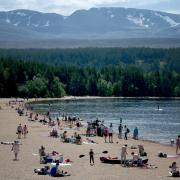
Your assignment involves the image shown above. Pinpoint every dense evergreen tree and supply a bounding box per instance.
[0,47,179,98]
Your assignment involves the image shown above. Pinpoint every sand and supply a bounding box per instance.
[0,98,179,180]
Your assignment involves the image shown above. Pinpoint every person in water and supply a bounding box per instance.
[133,127,138,140]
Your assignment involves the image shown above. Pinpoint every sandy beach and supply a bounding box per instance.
[0,98,179,180]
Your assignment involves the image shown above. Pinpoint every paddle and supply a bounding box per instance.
[79,150,108,158]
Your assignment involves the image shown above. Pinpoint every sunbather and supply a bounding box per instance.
[138,145,147,156]
[34,166,50,175]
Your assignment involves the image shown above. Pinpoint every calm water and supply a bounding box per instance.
[31,98,180,144]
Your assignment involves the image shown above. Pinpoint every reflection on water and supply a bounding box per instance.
[32,99,180,144]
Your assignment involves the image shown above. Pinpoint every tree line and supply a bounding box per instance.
[0,58,179,98]
[0,48,179,72]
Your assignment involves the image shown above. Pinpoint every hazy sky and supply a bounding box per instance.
[0,0,179,15]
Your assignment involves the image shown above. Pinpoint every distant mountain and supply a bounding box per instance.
[0,7,180,47]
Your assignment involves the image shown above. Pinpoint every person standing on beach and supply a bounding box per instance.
[109,123,113,143]
[176,135,180,154]
[118,123,123,139]
[124,125,128,140]
[17,124,23,139]
[89,149,94,165]
[121,144,128,166]
[11,140,20,161]
[22,125,28,138]
[103,127,109,143]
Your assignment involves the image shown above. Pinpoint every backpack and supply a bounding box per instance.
[127,128,130,133]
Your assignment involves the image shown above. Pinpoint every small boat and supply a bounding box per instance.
[100,157,148,164]
[100,157,121,164]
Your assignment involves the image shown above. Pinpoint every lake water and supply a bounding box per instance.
[31,98,180,144]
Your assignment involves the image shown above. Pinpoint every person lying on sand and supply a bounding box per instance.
[34,164,70,177]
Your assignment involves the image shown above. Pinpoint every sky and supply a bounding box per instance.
[0,0,179,15]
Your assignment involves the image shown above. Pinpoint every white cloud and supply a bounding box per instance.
[0,0,179,15]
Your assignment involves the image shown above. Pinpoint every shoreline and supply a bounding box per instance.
[26,97,177,147]
[28,96,180,103]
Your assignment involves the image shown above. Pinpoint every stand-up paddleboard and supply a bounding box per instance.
[155,108,163,111]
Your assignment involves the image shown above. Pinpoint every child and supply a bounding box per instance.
[89,149,94,166]
[11,140,20,161]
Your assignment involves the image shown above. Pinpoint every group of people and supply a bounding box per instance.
[9,101,180,178]
[61,131,82,144]
[16,123,28,139]
[120,144,148,167]
[37,145,70,177]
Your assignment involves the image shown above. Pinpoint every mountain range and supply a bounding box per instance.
[0,7,180,47]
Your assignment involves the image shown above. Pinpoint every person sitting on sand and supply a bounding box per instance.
[74,132,78,138]
[176,135,180,155]
[121,144,128,166]
[138,145,147,156]
[50,129,58,137]
[170,162,179,177]
[76,134,82,145]
[11,140,20,161]
[39,145,46,163]
[35,114,39,120]
[131,152,140,165]
[50,162,59,176]
[62,131,69,142]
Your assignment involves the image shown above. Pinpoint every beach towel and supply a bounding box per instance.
[51,163,71,166]
[32,153,39,156]
[1,141,13,145]
[1,141,22,145]
[83,142,96,145]
[167,155,180,158]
